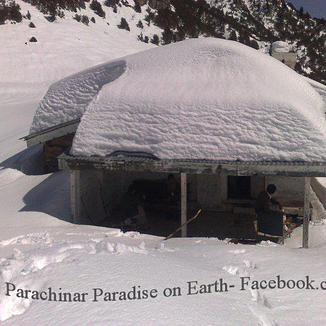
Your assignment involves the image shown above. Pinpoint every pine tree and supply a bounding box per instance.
[90,0,106,18]
[134,2,141,13]
[136,20,143,28]
[151,34,160,45]
[118,17,130,31]
[162,27,173,44]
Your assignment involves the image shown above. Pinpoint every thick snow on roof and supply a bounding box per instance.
[70,38,326,162]
[271,41,291,53]
[29,60,126,134]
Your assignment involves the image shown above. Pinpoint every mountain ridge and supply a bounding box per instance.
[1,0,326,84]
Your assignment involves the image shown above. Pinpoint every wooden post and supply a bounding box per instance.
[181,173,187,237]
[303,177,310,249]
[71,170,81,224]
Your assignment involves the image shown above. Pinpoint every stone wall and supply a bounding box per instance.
[265,176,304,202]
[271,52,297,69]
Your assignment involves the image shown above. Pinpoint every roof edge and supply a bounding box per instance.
[58,152,326,177]
[21,118,80,147]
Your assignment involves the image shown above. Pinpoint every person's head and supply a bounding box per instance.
[266,184,277,195]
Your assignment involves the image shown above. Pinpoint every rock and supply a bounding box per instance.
[29,37,37,42]
[29,22,36,28]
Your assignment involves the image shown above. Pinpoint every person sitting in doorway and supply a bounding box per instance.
[122,185,149,231]
[255,184,292,235]
[255,184,283,213]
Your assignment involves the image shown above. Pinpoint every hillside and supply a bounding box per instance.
[1,1,326,325]
[1,0,326,84]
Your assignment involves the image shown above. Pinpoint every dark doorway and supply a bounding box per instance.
[227,176,251,199]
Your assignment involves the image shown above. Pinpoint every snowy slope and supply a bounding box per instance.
[1,2,326,325]
[0,0,153,161]
[304,76,326,105]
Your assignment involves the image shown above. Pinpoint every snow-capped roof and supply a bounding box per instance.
[69,38,326,162]
[31,38,326,162]
[271,41,291,53]
[29,60,126,134]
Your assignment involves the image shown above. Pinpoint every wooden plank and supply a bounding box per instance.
[303,177,310,249]
[181,173,187,237]
[165,209,201,240]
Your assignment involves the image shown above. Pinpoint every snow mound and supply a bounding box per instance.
[271,41,291,53]
[69,38,326,162]
[29,60,126,134]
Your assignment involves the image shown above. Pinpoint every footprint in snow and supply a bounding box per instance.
[155,243,175,252]
[258,241,278,247]
[123,231,141,238]
[0,250,72,283]
[243,260,257,269]
[249,306,279,326]
[251,289,272,309]
[223,265,248,277]
[229,249,246,255]
[249,290,277,326]
[0,232,53,247]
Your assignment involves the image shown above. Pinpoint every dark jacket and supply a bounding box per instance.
[255,190,271,213]
[255,191,283,213]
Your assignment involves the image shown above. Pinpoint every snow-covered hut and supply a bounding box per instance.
[25,38,326,247]
[270,41,297,69]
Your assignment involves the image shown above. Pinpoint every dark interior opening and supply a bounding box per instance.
[227,176,251,199]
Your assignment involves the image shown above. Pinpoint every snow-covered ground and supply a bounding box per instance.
[1,2,326,325]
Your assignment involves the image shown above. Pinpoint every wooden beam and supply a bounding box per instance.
[58,155,326,177]
[303,177,311,249]
[181,173,187,237]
